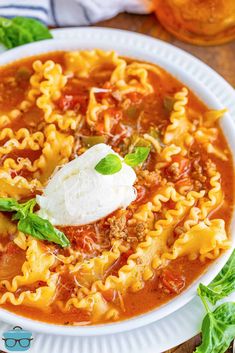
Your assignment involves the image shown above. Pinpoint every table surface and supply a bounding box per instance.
[95,12,235,353]
[0,12,234,353]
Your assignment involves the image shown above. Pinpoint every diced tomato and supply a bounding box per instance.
[6,242,21,255]
[0,242,25,280]
[57,95,75,111]
[107,107,122,121]
[103,81,112,90]
[116,250,134,270]
[94,108,122,134]
[57,94,88,114]
[110,123,128,146]
[126,92,143,104]
[121,249,134,262]
[159,269,185,294]
[175,176,192,187]
[171,155,190,175]
[95,121,105,133]
[125,209,134,221]
[165,199,176,209]
[57,272,77,301]
[10,170,18,178]
[61,225,97,253]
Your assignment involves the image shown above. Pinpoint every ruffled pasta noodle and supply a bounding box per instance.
[164,88,195,155]
[162,219,230,262]
[86,88,109,127]
[0,109,22,129]
[33,124,74,182]
[1,124,74,184]
[36,60,81,131]
[65,49,159,96]
[0,238,58,310]
[0,128,44,156]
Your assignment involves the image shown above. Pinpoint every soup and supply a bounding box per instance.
[0,50,233,325]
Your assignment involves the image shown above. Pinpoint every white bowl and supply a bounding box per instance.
[0,28,234,337]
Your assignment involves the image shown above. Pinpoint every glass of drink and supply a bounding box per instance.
[154,0,235,45]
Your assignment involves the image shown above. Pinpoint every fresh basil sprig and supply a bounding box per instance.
[0,16,52,49]
[124,147,150,167]
[195,301,235,353]
[0,197,70,248]
[195,251,235,353]
[0,198,21,212]
[95,154,122,175]
[199,250,235,305]
[95,147,150,175]
[18,213,69,247]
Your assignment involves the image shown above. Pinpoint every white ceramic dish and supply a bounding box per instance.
[0,27,234,342]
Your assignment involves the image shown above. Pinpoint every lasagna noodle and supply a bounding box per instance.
[0,238,58,310]
[65,49,158,95]
[164,87,195,155]
[36,60,81,131]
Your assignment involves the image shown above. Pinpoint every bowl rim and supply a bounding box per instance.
[0,27,234,336]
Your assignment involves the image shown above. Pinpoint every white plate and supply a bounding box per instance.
[0,27,235,352]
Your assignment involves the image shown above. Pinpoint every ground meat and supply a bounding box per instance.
[166,162,181,181]
[135,222,146,242]
[137,169,161,188]
[191,159,207,184]
[107,215,146,244]
[194,180,203,192]
[205,159,216,174]
[108,215,128,241]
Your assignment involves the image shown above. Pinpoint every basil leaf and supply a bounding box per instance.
[195,302,235,353]
[95,154,122,175]
[13,17,52,41]
[0,197,21,212]
[0,16,52,49]
[199,250,235,305]
[18,213,70,248]
[0,196,69,247]
[124,146,150,167]
[14,198,37,220]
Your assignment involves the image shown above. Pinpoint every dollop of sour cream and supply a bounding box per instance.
[36,144,137,226]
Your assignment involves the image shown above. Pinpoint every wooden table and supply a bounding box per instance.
[0,13,234,353]
[95,12,235,353]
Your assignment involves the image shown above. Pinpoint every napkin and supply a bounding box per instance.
[0,0,153,26]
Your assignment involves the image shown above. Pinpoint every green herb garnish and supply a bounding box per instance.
[95,147,150,175]
[195,251,235,353]
[0,16,52,49]
[18,213,69,247]
[124,147,150,167]
[198,250,235,305]
[195,300,235,353]
[0,197,70,248]
[95,154,122,175]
